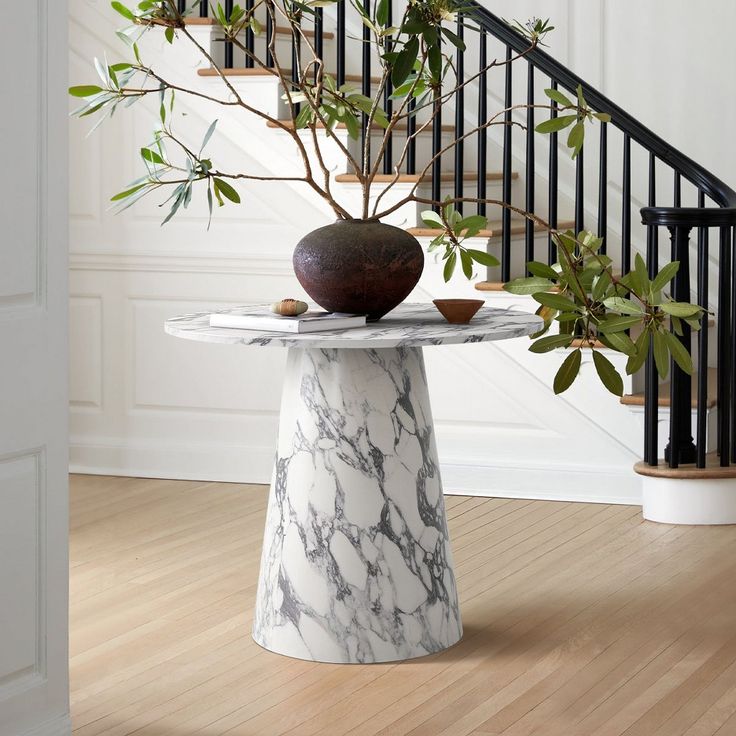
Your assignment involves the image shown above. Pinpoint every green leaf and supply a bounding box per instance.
[376,0,389,26]
[443,251,457,282]
[634,253,650,292]
[420,210,444,229]
[460,249,473,279]
[427,43,442,82]
[592,350,624,396]
[165,26,175,43]
[200,119,218,153]
[529,334,574,353]
[392,38,418,88]
[597,315,642,334]
[111,1,135,21]
[553,349,582,394]
[660,302,702,318]
[602,296,643,315]
[567,121,585,158]
[533,292,577,312]
[456,215,487,237]
[441,26,466,51]
[213,177,240,204]
[466,248,499,267]
[600,330,637,357]
[69,85,104,97]
[526,261,558,280]
[652,331,670,379]
[626,329,650,375]
[663,331,694,374]
[536,114,577,134]
[592,270,612,301]
[652,261,680,291]
[594,112,612,123]
[140,147,164,165]
[504,277,555,295]
[531,304,556,338]
[544,88,574,107]
[110,182,148,201]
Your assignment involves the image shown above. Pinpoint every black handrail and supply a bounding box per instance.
[468,3,736,209]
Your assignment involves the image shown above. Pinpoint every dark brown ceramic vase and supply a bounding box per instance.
[293,219,424,320]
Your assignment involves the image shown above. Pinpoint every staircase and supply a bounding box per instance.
[67,1,736,500]
[174,1,736,484]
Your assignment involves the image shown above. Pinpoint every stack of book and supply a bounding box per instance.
[209,306,367,333]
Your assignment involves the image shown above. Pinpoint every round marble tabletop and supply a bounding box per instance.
[164,302,543,349]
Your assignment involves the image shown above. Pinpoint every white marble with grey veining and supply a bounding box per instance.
[164,302,542,349]
[252,345,463,663]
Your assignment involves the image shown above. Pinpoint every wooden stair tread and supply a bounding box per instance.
[335,172,516,184]
[621,367,717,409]
[198,68,379,84]
[634,452,736,479]
[185,18,335,39]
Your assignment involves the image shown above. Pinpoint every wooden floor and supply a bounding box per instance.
[70,475,736,736]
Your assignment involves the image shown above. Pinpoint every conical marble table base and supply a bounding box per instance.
[165,303,542,663]
[253,346,461,662]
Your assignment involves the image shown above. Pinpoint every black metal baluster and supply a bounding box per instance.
[382,2,393,175]
[224,0,234,68]
[645,221,659,465]
[666,225,696,468]
[245,0,255,68]
[547,80,559,264]
[525,62,535,269]
[696,191,709,468]
[177,0,186,13]
[291,11,301,115]
[731,224,736,463]
[597,122,608,255]
[313,8,323,83]
[575,147,584,239]
[336,1,345,88]
[199,0,208,17]
[476,32,487,217]
[454,17,465,213]
[674,172,682,207]
[432,94,442,211]
[266,0,274,68]
[361,0,371,172]
[407,97,416,175]
[645,159,661,465]
[501,45,513,282]
[718,227,732,465]
[621,133,631,274]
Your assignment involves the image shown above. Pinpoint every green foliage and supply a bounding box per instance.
[504,229,708,396]
[421,200,499,283]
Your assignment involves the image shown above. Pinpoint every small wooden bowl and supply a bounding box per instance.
[433,299,484,324]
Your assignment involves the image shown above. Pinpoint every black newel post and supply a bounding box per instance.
[665,225,697,466]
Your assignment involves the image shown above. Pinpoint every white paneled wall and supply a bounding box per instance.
[69,0,735,503]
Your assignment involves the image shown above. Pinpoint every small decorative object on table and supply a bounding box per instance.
[271,299,308,316]
[433,299,485,325]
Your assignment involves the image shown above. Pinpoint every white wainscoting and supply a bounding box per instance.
[69,0,735,505]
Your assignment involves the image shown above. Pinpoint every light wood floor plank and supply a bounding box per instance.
[69,475,736,736]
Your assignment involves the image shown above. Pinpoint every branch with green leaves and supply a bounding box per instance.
[504,230,707,396]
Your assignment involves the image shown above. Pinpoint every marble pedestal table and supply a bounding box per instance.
[165,303,541,663]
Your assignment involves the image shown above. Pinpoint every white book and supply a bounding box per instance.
[209,306,367,333]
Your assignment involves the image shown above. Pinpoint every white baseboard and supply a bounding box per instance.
[70,440,642,505]
[16,714,71,736]
[441,460,642,505]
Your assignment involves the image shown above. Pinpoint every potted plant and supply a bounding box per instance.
[70,1,705,395]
